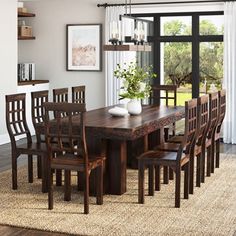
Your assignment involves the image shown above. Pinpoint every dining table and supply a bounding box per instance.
[37,104,185,195]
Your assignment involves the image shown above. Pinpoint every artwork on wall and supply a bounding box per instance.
[66,24,102,71]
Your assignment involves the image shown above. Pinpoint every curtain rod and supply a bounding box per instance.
[97,0,233,8]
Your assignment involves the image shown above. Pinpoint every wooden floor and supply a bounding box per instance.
[0,139,235,236]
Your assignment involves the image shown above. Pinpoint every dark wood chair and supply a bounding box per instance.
[150,85,177,140]
[72,85,86,104]
[137,98,198,208]
[44,102,105,214]
[155,95,209,194]
[53,88,68,117]
[204,92,219,179]
[214,89,226,170]
[5,93,47,192]
[31,90,49,179]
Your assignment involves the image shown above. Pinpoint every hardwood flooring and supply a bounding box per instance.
[0,139,235,236]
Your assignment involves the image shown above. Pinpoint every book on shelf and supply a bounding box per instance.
[18,63,35,82]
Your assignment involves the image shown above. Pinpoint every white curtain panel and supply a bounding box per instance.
[105,6,125,106]
[223,2,236,143]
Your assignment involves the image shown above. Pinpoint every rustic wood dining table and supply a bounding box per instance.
[37,104,185,195]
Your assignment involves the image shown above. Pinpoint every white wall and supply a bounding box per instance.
[0,0,17,144]
[19,0,106,110]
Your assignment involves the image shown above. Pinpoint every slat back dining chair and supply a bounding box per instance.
[31,90,48,179]
[31,90,49,143]
[72,85,86,104]
[137,98,198,208]
[204,92,219,178]
[5,93,47,192]
[150,85,177,140]
[53,88,68,118]
[44,102,105,214]
[214,89,226,169]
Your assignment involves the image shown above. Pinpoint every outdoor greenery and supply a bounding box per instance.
[114,61,157,100]
[164,19,223,90]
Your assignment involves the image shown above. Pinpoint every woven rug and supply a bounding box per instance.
[0,154,236,236]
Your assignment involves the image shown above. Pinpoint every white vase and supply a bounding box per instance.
[127,99,142,115]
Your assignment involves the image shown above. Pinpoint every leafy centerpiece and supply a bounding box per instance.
[114,61,156,115]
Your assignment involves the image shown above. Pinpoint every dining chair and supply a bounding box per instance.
[214,89,226,170]
[204,92,219,179]
[31,90,49,179]
[44,102,105,214]
[150,85,177,140]
[5,93,47,192]
[53,88,68,117]
[137,98,198,208]
[72,85,86,104]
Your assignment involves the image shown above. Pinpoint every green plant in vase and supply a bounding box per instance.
[114,61,157,115]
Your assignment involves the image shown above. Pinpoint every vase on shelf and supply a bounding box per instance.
[127,99,142,115]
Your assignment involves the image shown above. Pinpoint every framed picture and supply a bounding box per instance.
[66,24,102,71]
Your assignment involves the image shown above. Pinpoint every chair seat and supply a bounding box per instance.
[154,142,180,152]
[167,135,184,143]
[51,154,106,171]
[17,142,47,154]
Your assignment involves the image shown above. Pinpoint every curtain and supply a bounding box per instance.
[105,6,125,106]
[223,2,236,143]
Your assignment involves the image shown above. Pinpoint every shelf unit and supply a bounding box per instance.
[18,11,35,40]
[18,80,49,86]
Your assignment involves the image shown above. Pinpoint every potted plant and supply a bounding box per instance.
[114,61,156,115]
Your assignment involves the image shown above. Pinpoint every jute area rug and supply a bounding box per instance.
[0,154,236,236]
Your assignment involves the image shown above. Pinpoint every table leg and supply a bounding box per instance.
[107,140,127,195]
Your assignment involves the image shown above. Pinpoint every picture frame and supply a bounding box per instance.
[66,24,102,71]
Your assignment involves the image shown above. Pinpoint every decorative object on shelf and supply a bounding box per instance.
[114,61,157,115]
[108,106,129,117]
[18,63,35,82]
[66,24,102,71]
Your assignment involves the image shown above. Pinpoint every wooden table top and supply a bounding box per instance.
[83,105,185,140]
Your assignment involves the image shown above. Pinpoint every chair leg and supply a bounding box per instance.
[206,146,211,177]
[148,165,154,196]
[37,155,42,179]
[216,139,220,168]
[163,166,169,184]
[12,154,17,190]
[184,163,189,200]
[169,168,174,180]
[189,153,194,195]
[84,172,89,214]
[28,154,33,183]
[211,141,215,173]
[56,170,62,186]
[48,168,53,210]
[96,164,103,205]
[41,154,48,193]
[201,150,206,183]
[175,167,181,208]
[155,165,161,191]
[138,161,145,204]
[64,170,71,201]
[196,153,201,187]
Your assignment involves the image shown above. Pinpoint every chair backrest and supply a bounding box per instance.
[5,93,32,147]
[196,94,209,145]
[53,88,68,117]
[150,85,177,106]
[53,88,68,103]
[207,92,218,139]
[44,102,88,163]
[72,85,85,104]
[31,90,49,142]
[216,89,226,133]
[178,98,198,160]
